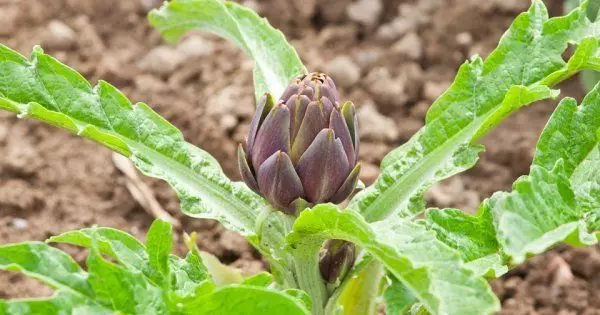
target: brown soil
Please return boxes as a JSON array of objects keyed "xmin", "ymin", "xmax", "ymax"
[{"xmin": 0, "ymin": 0, "xmax": 598, "ymax": 313}]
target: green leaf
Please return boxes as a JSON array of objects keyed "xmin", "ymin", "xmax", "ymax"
[
  {"xmin": 0, "ymin": 243, "xmax": 92, "ymax": 297},
  {"xmin": 348, "ymin": 0, "xmax": 600, "ymax": 222},
  {"xmin": 425, "ymin": 81, "xmax": 600, "ymax": 268},
  {"xmin": 327, "ymin": 257, "xmax": 385, "ymax": 315},
  {"xmin": 169, "ymin": 252, "xmax": 211, "ymax": 297},
  {"xmin": 146, "ymin": 219, "xmax": 173, "ymax": 286},
  {"xmin": 424, "ymin": 207, "xmax": 499, "ymax": 264},
  {"xmin": 176, "ymin": 285, "xmax": 311, "ymax": 315},
  {"xmin": 86, "ymin": 235, "xmax": 168, "ymax": 314},
  {"xmin": 149, "ymin": 0, "xmax": 306, "ymax": 100},
  {"xmin": 47, "ymin": 227, "xmax": 147, "ymax": 273},
  {"xmin": 0, "ymin": 290, "xmax": 111, "ymax": 315},
  {"xmin": 241, "ymin": 272, "xmax": 274, "ymax": 287},
  {"xmin": 288, "ymin": 204, "xmax": 499, "ymax": 315},
  {"xmin": 0, "ymin": 44, "xmax": 266, "ymax": 237},
  {"xmin": 384, "ymin": 276, "xmax": 417, "ymax": 315},
  {"xmin": 490, "ymin": 84, "xmax": 600, "ymax": 263}
]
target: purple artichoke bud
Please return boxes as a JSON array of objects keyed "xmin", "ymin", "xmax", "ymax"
[
  {"xmin": 238, "ymin": 72, "xmax": 360, "ymax": 213},
  {"xmin": 319, "ymin": 239, "xmax": 356, "ymax": 284}
]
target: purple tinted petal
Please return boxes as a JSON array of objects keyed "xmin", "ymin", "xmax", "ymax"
[
  {"xmin": 321, "ymin": 96, "xmax": 335, "ymax": 118},
  {"xmin": 341, "ymin": 101, "xmax": 359, "ymax": 158},
  {"xmin": 251, "ymin": 104, "xmax": 291, "ymax": 171},
  {"xmin": 296, "ymin": 129, "xmax": 350, "ymax": 203},
  {"xmin": 299, "ymin": 84, "xmax": 315, "ymax": 100},
  {"xmin": 290, "ymin": 101, "xmax": 328, "ymax": 163},
  {"xmin": 237, "ymin": 144, "xmax": 259, "ymax": 193},
  {"xmin": 279, "ymin": 83, "xmax": 301, "ymax": 102},
  {"xmin": 329, "ymin": 108, "xmax": 355, "ymax": 166},
  {"xmin": 257, "ymin": 151, "xmax": 305, "ymax": 211},
  {"xmin": 247, "ymin": 93, "xmax": 275, "ymax": 154},
  {"xmin": 286, "ymin": 94, "xmax": 311, "ymax": 143},
  {"xmin": 329, "ymin": 163, "xmax": 361, "ymax": 204}
]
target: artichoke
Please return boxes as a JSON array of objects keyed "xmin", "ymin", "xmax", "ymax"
[
  {"xmin": 238, "ymin": 72, "xmax": 360, "ymax": 213},
  {"xmin": 319, "ymin": 239, "xmax": 356, "ymax": 284}
]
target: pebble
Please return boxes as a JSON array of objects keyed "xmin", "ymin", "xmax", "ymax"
[
  {"xmin": 392, "ymin": 32, "xmax": 422, "ymax": 60},
  {"xmin": 358, "ymin": 103, "xmax": 399, "ymax": 142},
  {"xmin": 12, "ymin": 218, "xmax": 29, "ymax": 230},
  {"xmin": 347, "ymin": 0, "xmax": 382, "ymax": 28},
  {"xmin": 359, "ymin": 162, "xmax": 380, "ymax": 184},
  {"xmin": 326, "ymin": 56, "xmax": 361, "ymax": 88},
  {"xmin": 176, "ymin": 35, "xmax": 214, "ymax": 58},
  {"xmin": 456, "ymin": 32, "xmax": 473, "ymax": 46},
  {"xmin": 423, "ymin": 81, "xmax": 451, "ymax": 101},
  {"xmin": 137, "ymin": 46, "xmax": 185, "ymax": 75},
  {"xmin": 44, "ymin": 20, "xmax": 76, "ymax": 50},
  {"xmin": 364, "ymin": 67, "xmax": 411, "ymax": 108},
  {"xmin": 355, "ymin": 48, "xmax": 383, "ymax": 71}
]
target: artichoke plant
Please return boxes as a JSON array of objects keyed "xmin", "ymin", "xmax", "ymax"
[{"xmin": 238, "ymin": 72, "xmax": 360, "ymax": 214}]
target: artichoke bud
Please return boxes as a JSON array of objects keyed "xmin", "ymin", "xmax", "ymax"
[
  {"xmin": 319, "ymin": 239, "xmax": 356, "ymax": 284},
  {"xmin": 238, "ymin": 72, "xmax": 360, "ymax": 214}
]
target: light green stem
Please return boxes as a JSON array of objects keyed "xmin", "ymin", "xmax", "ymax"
[{"xmin": 292, "ymin": 249, "xmax": 328, "ymax": 315}]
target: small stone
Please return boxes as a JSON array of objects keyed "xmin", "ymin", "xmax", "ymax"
[
  {"xmin": 44, "ymin": 20, "xmax": 76, "ymax": 50},
  {"xmin": 326, "ymin": 56, "xmax": 360, "ymax": 88},
  {"xmin": 360, "ymin": 163, "xmax": 380, "ymax": 184},
  {"xmin": 0, "ymin": 6, "xmax": 19, "ymax": 36},
  {"xmin": 12, "ymin": 218, "xmax": 28, "ymax": 230},
  {"xmin": 456, "ymin": 32, "xmax": 473, "ymax": 46},
  {"xmin": 355, "ymin": 48, "xmax": 383, "ymax": 71},
  {"xmin": 220, "ymin": 115, "xmax": 238, "ymax": 131},
  {"xmin": 219, "ymin": 230, "xmax": 251, "ymax": 253},
  {"xmin": 347, "ymin": 0, "xmax": 382, "ymax": 28},
  {"xmin": 376, "ymin": 18, "xmax": 413, "ymax": 42},
  {"xmin": 317, "ymin": 0, "xmax": 353, "ymax": 23},
  {"xmin": 242, "ymin": 0, "xmax": 261, "ymax": 13},
  {"xmin": 138, "ymin": 46, "xmax": 185, "ymax": 75},
  {"xmin": 364, "ymin": 67, "xmax": 410, "ymax": 108},
  {"xmin": 176, "ymin": 35, "xmax": 214, "ymax": 59},
  {"xmin": 423, "ymin": 81, "xmax": 450, "ymax": 101},
  {"xmin": 140, "ymin": 0, "xmax": 163, "ymax": 12},
  {"xmin": 392, "ymin": 32, "xmax": 422, "ymax": 60},
  {"xmin": 358, "ymin": 103, "xmax": 399, "ymax": 142}
]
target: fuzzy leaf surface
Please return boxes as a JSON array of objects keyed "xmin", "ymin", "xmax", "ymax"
[
  {"xmin": 0, "ymin": 44, "xmax": 266, "ymax": 237},
  {"xmin": 149, "ymin": 0, "xmax": 306, "ymax": 100},
  {"xmin": 348, "ymin": 0, "xmax": 600, "ymax": 222},
  {"xmin": 288, "ymin": 204, "xmax": 499, "ymax": 315}
]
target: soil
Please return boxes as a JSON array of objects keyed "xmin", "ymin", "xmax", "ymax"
[{"xmin": 0, "ymin": 0, "xmax": 598, "ymax": 314}]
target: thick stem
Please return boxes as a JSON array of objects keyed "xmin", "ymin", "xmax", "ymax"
[{"xmin": 292, "ymin": 248, "xmax": 328, "ymax": 315}]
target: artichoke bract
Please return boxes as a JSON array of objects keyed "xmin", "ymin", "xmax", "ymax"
[{"xmin": 238, "ymin": 72, "xmax": 360, "ymax": 213}]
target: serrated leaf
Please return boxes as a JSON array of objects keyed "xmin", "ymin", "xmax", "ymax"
[
  {"xmin": 146, "ymin": 219, "xmax": 173, "ymax": 286},
  {"xmin": 489, "ymin": 84, "xmax": 600, "ymax": 263},
  {"xmin": 348, "ymin": 0, "xmax": 600, "ymax": 222},
  {"xmin": 169, "ymin": 252, "xmax": 211, "ymax": 297},
  {"xmin": 47, "ymin": 227, "xmax": 147, "ymax": 274},
  {"xmin": 0, "ymin": 44, "xmax": 266, "ymax": 237},
  {"xmin": 426, "ymin": 81, "xmax": 600, "ymax": 269},
  {"xmin": 0, "ymin": 290, "xmax": 111, "ymax": 315},
  {"xmin": 288, "ymin": 204, "xmax": 499, "ymax": 315},
  {"xmin": 86, "ymin": 235, "xmax": 168, "ymax": 314},
  {"xmin": 424, "ymin": 206, "xmax": 499, "ymax": 264},
  {"xmin": 149, "ymin": 0, "xmax": 306, "ymax": 100},
  {"xmin": 0, "ymin": 243, "xmax": 92, "ymax": 297},
  {"xmin": 177, "ymin": 285, "xmax": 311, "ymax": 315},
  {"xmin": 463, "ymin": 254, "xmax": 508, "ymax": 279}
]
